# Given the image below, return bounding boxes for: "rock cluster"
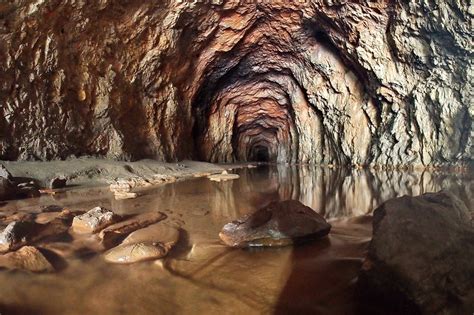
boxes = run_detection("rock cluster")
[0,1,471,166]
[358,192,474,314]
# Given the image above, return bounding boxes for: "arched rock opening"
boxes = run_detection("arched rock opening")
[0,1,470,167]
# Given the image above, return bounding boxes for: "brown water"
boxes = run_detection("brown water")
[0,166,472,315]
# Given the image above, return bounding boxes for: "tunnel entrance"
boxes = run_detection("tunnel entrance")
[250,145,270,162]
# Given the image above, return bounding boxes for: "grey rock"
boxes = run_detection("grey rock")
[358,191,474,315]
[0,221,38,253]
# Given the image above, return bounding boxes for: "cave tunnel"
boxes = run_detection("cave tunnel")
[183,3,377,166]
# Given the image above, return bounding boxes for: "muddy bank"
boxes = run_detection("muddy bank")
[1,158,246,190]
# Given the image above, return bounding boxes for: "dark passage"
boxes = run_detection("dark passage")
[250,145,270,162]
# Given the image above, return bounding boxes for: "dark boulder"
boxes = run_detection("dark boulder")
[219,200,331,247]
[358,191,474,315]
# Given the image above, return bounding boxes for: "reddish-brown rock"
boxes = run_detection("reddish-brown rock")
[0,1,470,167]
[219,200,331,247]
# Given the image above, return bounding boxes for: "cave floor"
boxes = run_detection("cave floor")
[0,165,471,315]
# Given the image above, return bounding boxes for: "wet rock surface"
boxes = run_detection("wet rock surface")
[0,1,471,167]
[99,211,167,248]
[0,211,73,253]
[208,170,240,182]
[72,207,119,234]
[104,243,167,264]
[0,221,40,253]
[122,223,179,250]
[220,200,331,247]
[0,246,54,273]
[105,222,179,264]
[358,191,474,315]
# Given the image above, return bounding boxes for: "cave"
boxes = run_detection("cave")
[0,1,472,314]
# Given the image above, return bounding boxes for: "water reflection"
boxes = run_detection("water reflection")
[0,166,471,315]
[148,165,472,222]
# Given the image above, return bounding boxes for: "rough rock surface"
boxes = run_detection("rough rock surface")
[358,192,474,315]
[72,206,118,234]
[0,246,54,273]
[0,1,471,166]
[0,212,73,253]
[219,200,331,247]
[122,223,179,250]
[0,221,39,253]
[99,211,167,248]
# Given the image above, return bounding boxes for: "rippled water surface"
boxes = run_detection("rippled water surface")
[0,166,472,314]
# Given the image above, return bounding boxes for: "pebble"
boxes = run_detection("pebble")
[0,246,54,273]
[72,206,119,234]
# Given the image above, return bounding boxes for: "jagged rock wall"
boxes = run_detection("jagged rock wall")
[0,0,472,166]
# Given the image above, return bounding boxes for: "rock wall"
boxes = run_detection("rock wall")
[0,0,472,166]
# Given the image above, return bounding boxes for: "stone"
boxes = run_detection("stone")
[109,180,131,192]
[72,207,119,234]
[49,176,67,189]
[0,213,73,253]
[0,246,54,273]
[99,211,167,248]
[0,177,15,201]
[122,223,179,250]
[208,171,240,182]
[104,243,167,264]
[0,221,39,253]
[357,191,474,315]
[0,165,12,180]
[114,192,137,200]
[219,200,331,247]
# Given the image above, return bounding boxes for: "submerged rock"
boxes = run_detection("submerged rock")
[72,207,119,234]
[105,223,179,264]
[358,191,474,315]
[99,211,167,248]
[208,170,240,182]
[0,246,54,273]
[219,200,331,247]
[122,223,179,250]
[104,243,167,264]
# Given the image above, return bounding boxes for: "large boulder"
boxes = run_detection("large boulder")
[219,200,331,247]
[358,191,474,314]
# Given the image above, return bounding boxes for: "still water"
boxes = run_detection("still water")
[0,165,472,314]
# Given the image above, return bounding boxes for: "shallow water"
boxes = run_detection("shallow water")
[0,165,472,314]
